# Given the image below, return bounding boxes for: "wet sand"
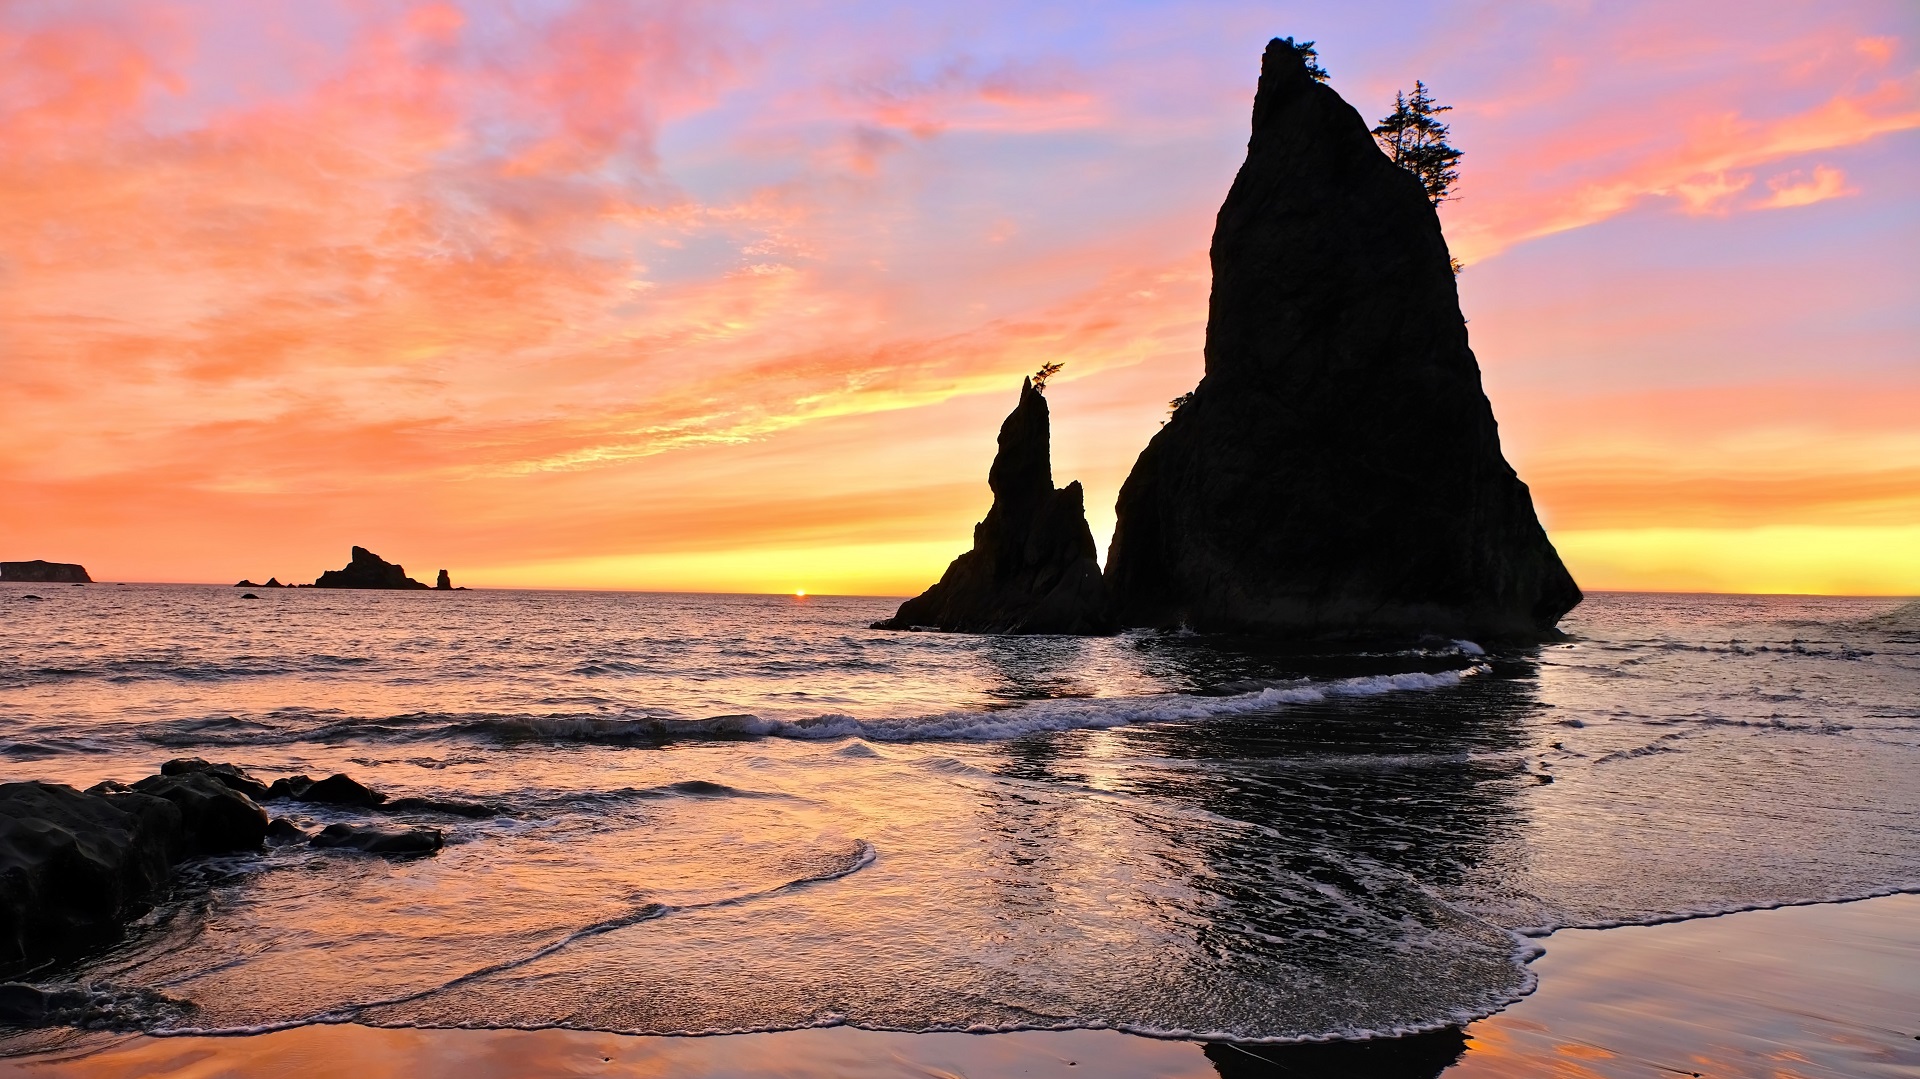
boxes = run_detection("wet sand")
[4,893,1916,1078]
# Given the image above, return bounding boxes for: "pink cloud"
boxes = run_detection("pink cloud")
[1450,71,1920,261]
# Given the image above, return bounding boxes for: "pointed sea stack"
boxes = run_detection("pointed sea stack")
[877,379,1112,634]
[313,547,430,590]
[1104,39,1580,639]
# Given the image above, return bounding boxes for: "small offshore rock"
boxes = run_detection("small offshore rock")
[295,773,386,807]
[435,569,452,590]
[380,796,499,819]
[234,580,259,588]
[264,775,313,801]
[309,822,444,855]
[159,758,272,801]
[129,773,268,855]
[241,593,258,600]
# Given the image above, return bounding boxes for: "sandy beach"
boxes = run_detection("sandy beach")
[5,893,1913,1078]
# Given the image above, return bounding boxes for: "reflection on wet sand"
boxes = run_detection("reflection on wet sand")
[5,894,1914,1078]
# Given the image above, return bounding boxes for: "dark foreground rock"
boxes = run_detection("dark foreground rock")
[0,783,180,966]
[313,546,430,590]
[876,378,1113,634]
[160,758,272,801]
[1,561,90,584]
[127,774,268,856]
[0,762,478,970]
[308,823,444,856]
[0,981,195,1030]
[1103,39,1580,640]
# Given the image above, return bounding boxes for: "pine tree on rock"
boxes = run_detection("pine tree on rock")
[1372,81,1462,203]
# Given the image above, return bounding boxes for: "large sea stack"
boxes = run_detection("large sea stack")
[313,546,430,590]
[877,378,1112,634]
[1104,39,1580,639]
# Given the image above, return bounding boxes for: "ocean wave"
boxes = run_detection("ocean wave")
[116,665,1488,752]
[155,838,879,1037]
[437,665,1487,746]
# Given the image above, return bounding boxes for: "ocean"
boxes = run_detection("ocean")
[1,586,1916,1044]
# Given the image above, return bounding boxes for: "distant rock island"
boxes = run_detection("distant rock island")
[313,546,431,590]
[1,560,91,584]
[876,378,1112,634]
[234,549,462,591]
[881,38,1580,640]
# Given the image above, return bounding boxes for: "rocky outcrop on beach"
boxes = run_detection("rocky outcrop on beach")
[1,561,91,584]
[125,774,269,856]
[0,783,179,966]
[313,546,430,590]
[876,378,1113,634]
[1103,39,1581,639]
[0,759,473,968]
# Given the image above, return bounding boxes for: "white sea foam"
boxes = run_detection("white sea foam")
[638,664,1491,744]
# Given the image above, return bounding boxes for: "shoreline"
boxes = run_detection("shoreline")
[4,892,1915,1078]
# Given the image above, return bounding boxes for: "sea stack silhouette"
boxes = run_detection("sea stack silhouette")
[1104,38,1580,638]
[876,378,1112,634]
[313,547,430,590]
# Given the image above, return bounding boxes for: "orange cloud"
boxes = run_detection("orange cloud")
[1761,164,1856,208]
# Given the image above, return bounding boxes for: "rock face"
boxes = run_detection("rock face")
[1,561,91,584]
[877,378,1113,634]
[1104,40,1581,639]
[313,546,429,590]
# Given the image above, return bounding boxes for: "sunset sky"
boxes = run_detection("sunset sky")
[3,0,1916,596]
